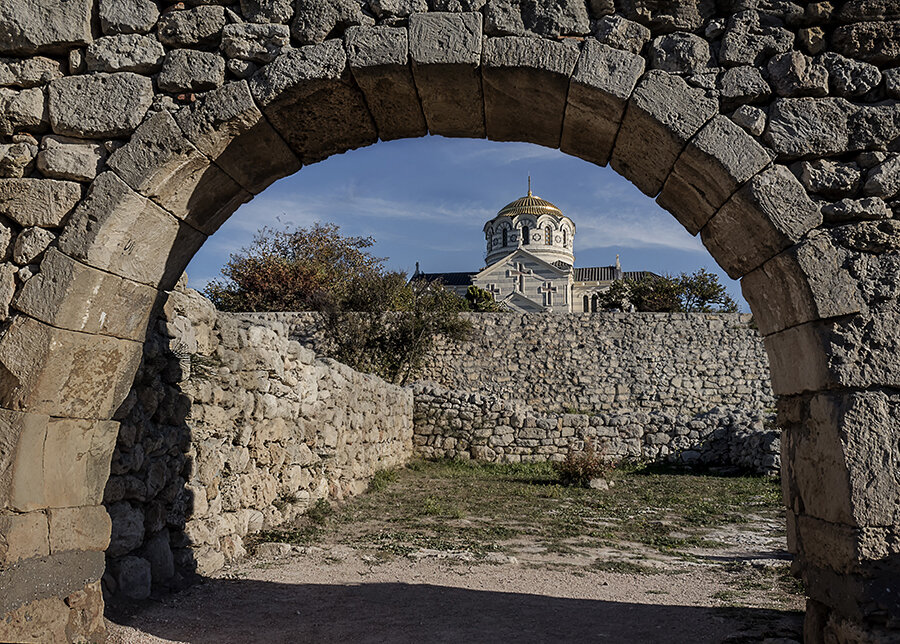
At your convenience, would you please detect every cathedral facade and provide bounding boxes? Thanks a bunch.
[415,183,654,313]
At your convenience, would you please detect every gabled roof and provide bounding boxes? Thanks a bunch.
[500,290,548,313]
[573,267,660,282]
[412,272,476,287]
[476,248,570,281]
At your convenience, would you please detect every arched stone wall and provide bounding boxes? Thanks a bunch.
[0,1,898,641]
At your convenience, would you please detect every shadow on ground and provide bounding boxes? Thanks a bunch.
[108,579,803,644]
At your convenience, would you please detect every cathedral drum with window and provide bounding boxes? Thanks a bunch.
[415,182,655,313]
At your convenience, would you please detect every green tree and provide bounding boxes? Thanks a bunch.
[204,223,385,312]
[598,269,738,313]
[465,285,503,312]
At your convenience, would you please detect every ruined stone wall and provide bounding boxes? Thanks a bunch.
[412,382,780,475]
[104,284,413,600]
[276,311,774,417]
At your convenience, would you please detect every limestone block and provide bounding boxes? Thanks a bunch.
[764,97,855,160]
[730,105,766,137]
[0,409,120,511]
[0,263,14,319]
[291,0,373,45]
[57,172,207,289]
[886,68,900,100]
[174,81,301,195]
[717,66,771,108]
[797,159,862,199]
[832,20,900,66]
[11,227,53,265]
[107,111,250,235]
[48,73,153,139]
[409,12,485,138]
[0,142,37,178]
[14,248,158,342]
[484,0,524,37]
[114,555,151,599]
[482,36,579,147]
[240,0,294,24]
[821,52,882,99]
[616,0,713,34]
[863,155,900,200]
[0,511,49,565]
[158,50,226,94]
[107,502,145,557]
[658,115,771,235]
[767,51,829,98]
[0,178,81,227]
[649,32,712,75]
[157,6,227,48]
[701,165,822,279]
[719,10,794,67]
[36,135,107,183]
[99,0,159,35]
[249,40,377,164]
[0,0,92,55]
[742,232,861,336]
[0,57,64,88]
[561,39,644,166]
[47,506,111,553]
[0,87,47,136]
[610,70,717,197]
[370,0,428,18]
[221,23,290,64]
[85,34,165,74]
[344,25,427,141]
[821,197,892,224]
[592,15,650,54]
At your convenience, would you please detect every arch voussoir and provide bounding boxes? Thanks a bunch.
[560,39,644,168]
[409,12,485,139]
[481,36,579,148]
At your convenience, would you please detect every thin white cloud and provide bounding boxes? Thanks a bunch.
[575,213,704,253]
[453,142,565,165]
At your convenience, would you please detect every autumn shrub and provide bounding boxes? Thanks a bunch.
[554,440,615,487]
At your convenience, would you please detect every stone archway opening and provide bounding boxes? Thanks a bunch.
[0,3,898,642]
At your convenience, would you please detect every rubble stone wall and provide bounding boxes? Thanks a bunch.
[104,285,413,600]
[413,382,780,475]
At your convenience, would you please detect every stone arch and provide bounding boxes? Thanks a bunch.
[0,3,898,642]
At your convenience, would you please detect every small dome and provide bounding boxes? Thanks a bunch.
[496,191,563,218]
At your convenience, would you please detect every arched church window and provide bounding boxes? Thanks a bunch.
[502,228,508,247]
[583,295,589,312]
[563,229,567,248]
[522,226,530,245]
[591,294,598,312]
[545,226,552,245]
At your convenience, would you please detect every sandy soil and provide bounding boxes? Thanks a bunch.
[106,544,803,644]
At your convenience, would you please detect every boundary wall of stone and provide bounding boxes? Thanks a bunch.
[259,311,775,417]
[412,381,780,475]
[104,285,413,599]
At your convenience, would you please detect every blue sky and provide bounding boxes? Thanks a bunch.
[187,135,747,310]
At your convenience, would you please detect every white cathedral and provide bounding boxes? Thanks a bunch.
[414,181,655,313]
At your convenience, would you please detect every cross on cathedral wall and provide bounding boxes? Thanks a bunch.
[538,281,558,307]
[506,262,533,293]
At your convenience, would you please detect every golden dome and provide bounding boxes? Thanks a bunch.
[496,179,563,218]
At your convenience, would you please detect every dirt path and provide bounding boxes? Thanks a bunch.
[107,545,803,644]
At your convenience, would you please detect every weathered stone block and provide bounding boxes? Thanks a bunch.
[409,12,485,138]
[108,110,250,235]
[0,0,92,55]
[85,34,165,74]
[616,0,713,34]
[240,0,293,24]
[36,135,106,183]
[718,66,771,108]
[0,87,47,136]
[11,227,53,265]
[0,178,81,227]
[649,32,712,75]
[99,0,159,35]
[47,506,111,554]
[482,36,579,147]
[174,81,301,195]
[15,248,158,342]
[833,20,900,66]
[719,9,794,66]
[344,25,427,141]
[291,0,373,45]
[249,39,377,164]
[158,50,226,94]
[767,51,829,98]
[561,39,645,167]
[0,409,119,511]
[57,172,206,289]
[0,315,142,420]
[764,97,855,160]
[0,57,64,88]
[863,155,900,200]
[221,23,290,64]
[593,14,650,54]
[659,115,771,235]
[610,70,717,197]
[0,511,49,565]
[742,232,862,336]
[157,6,226,48]
[113,555,151,599]
[702,165,822,279]
[48,73,153,139]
